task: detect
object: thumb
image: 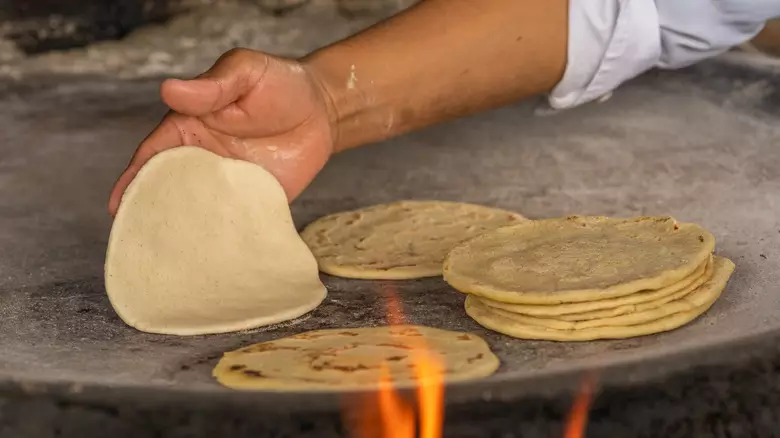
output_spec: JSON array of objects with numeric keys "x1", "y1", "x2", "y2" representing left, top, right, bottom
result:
[{"x1": 160, "y1": 48, "x2": 270, "y2": 117}]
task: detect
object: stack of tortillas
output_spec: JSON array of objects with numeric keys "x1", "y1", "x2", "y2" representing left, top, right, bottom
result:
[{"x1": 443, "y1": 216, "x2": 735, "y2": 341}]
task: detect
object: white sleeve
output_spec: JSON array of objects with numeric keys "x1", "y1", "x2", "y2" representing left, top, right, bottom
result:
[{"x1": 548, "y1": 0, "x2": 780, "y2": 110}]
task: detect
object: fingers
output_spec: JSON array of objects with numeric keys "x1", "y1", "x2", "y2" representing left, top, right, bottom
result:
[
  {"x1": 159, "y1": 78, "x2": 222, "y2": 117},
  {"x1": 107, "y1": 115, "x2": 184, "y2": 216},
  {"x1": 160, "y1": 48, "x2": 270, "y2": 117},
  {"x1": 108, "y1": 49, "x2": 273, "y2": 216}
]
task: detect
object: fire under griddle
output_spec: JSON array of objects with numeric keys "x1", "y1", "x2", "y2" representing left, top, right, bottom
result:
[{"x1": 1, "y1": 54, "x2": 779, "y2": 437}]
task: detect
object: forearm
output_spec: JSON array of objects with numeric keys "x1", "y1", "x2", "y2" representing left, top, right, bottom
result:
[{"x1": 302, "y1": 0, "x2": 568, "y2": 152}]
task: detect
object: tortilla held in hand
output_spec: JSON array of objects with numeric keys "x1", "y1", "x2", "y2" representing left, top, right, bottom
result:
[
  {"x1": 301, "y1": 201, "x2": 525, "y2": 280},
  {"x1": 213, "y1": 325, "x2": 500, "y2": 391},
  {"x1": 105, "y1": 147, "x2": 326, "y2": 336}
]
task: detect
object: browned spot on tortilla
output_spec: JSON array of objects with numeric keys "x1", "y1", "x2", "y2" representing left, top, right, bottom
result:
[
  {"x1": 242, "y1": 370, "x2": 265, "y2": 378},
  {"x1": 307, "y1": 351, "x2": 338, "y2": 359},
  {"x1": 331, "y1": 364, "x2": 371, "y2": 372},
  {"x1": 339, "y1": 331, "x2": 359, "y2": 336},
  {"x1": 386, "y1": 356, "x2": 406, "y2": 362},
  {"x1": 391, "y1": 328, "x2": 423, "y2": 336},
  {"x1": 457, "y1": 334, "x2": 471, "y2": 341},
  {"x1": 466, "y1": 353, "x2": 484, "y2": 364},
  {"x1": 314, "y1": 344, "x2": 361, "y2": 358},
  {"x1": 229, "y1": 364, "x2": 247, "y2": 371}
]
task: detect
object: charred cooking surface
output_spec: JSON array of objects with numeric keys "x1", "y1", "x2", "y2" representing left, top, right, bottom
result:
[{"x1": 0, "y1": 58, "x2": 779, "y2": 404}]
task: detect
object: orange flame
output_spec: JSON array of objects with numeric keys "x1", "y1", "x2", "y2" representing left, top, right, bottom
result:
[
  {"x1": 376, "y1": 363, "x2": 415, "y2": 438},
  {"x1": 414, "y1": 350, "x2": 444, "y2": 438},
  {"x1": 348, "y1": 286, "x2": 600, "y2": 438},
  {"x1": 563, "y1": 372, "x2": 599, "y2": 438},
  {"x1": 345, "y1": 283, "x2": 445, "y2": 438}
]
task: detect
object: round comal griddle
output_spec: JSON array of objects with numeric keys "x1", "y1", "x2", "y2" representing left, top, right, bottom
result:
[{"x1": 0, "y1": 53, "x2": 779, "y2": 436}]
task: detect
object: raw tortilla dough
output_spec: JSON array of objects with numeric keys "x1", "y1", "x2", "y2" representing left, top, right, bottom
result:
[
  {"x1": 481, "y1": 256, "x2": 712, "y2": 319},
  {"x1": 105, "y1": 147, "x2": 326, "y2": 336},
  {"x1": 444, "y1": 216, "x2": 715, "y2": 304},
  {"x1": 465, "y1": 257, "x2": 734, "y2": 341},
  {"x1": 301, "y1": 201, "x2": 525, "y2": 279},
  {"x1": 213, "y1": 325, "x2": 499, "y2": 391}
]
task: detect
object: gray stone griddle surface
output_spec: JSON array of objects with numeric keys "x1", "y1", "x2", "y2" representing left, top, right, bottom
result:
[{"x1": 0, "y1": 54, "x2": 779, "y2": 410}]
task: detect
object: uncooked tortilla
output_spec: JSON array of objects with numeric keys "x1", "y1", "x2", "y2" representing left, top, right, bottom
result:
[
  {"x1": 301, "y1": 201, "x2": 525, "y2": 279},
  {"x1": 444, "y1": 216, "x2": 715, "y2": 304},
  {"x1": 465, "y1": 257, "x2": 734, "y2": 341},
  {"x1": 481, "y1": 256, "x2": 713, "y2": 319},
  {"x1": 105, "y1": 147, "x2": 326, "y2": 336},
  {"x1": 213, "y1": 325, "x2": 500, "y2": 391}
]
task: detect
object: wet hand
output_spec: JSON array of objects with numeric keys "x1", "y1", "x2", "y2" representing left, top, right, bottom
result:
[{"x1": 108, "y1": 48, "x2": 336, "y2": 216}]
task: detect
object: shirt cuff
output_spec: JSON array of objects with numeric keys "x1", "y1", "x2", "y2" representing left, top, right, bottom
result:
[
  {"x1": 548, "y1": 0, "x2": 780, "y2": 111},
  {"x1": 655, "y1": 0, "x2": 777, "y2": 69},
  {"x1": 549, "y1": 0, "x2": 661, "y2": 110}
]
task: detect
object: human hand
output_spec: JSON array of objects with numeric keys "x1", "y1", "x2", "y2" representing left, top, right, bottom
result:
[{"x1": 108, "y1": 48, "x2": 336, "y2": 216}]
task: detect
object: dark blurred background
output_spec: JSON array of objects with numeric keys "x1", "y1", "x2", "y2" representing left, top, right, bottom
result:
[
  {"x1": 0, "y1": 0, "x2": 186, "y2": 54},
  {"x1": 0, "y1": 0, "x2": 776, "y2": 86},
  {"x1": 1, "y1": 0, "x2": 778, "y2": 56},
  {"x1": 0, "y1": 0, "x2": 423, "y2": 81},
  {"x1": 0, "y1": 0, "x2": 419, "y2": 54}
]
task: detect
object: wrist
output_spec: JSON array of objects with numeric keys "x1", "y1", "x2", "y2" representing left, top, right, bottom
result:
[
  {"x1": 301, "y1": 56, "x2": 345, "y2": 153},
  {"x1": 300, "y1": 47, "x2": 395, "y2": 153}
]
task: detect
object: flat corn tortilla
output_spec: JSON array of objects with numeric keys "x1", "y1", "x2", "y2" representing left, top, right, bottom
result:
[
  {"x1": 556, "y1": 257, "x2": 714, "y2": 322},
  {"x1": 105, "y1": 147, "x2": 326, "y2": 336},
  {"x1": 301, "y1": 201, "x2": 525, "y2": 280},
  {"x1": 480, "y1": 256, "x2": 712, "y2": 318},
  {"x1": 469, "y1": 257, "x2": 730, "y2": 331},
  {"x1": 464, "y1": 257, "x2": 734, "y2": 341},
  {"x1": 213, "y1": 325, "x2": 500, "y2": 391},
  {"x1": 444, "y1": 216, "x2": 715, "y2": 304}
]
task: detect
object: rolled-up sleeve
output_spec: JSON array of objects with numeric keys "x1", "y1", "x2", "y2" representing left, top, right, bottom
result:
[{"x1": 548, "y1": 0, "x2": 780, "y2": 110}]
